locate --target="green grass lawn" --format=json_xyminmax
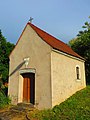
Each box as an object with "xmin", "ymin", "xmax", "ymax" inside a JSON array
[{"xmin": 30, "ymin": 85, "xmax": 90, "ymax": 120}]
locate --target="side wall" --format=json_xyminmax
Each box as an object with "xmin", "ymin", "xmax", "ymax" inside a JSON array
[
  {"xmin": 51, "ymin": 50, "xmax": 86, "ymax": 107},
  {"xmin": 8, "ymin": 25, "xmax": 52, "ymax": 109}
]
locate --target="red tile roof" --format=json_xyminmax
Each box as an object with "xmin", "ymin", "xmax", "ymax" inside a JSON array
[{"xmin": 28, "ymin": 22, "xmax": 84, "ymax": 60}]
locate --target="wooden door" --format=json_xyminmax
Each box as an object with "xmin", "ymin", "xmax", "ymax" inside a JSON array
[
  {"xmin": 23, "ymin": 77, "xmax": 30, "ymax": 102},
  {"xmin": 22, "ymin": 73, "xmax": 35, "ymax": 104}
]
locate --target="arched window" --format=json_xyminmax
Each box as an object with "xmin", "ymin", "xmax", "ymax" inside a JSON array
[{"xmin": 76, "ymin": 66, "xmax": 80, "ymax": 79}]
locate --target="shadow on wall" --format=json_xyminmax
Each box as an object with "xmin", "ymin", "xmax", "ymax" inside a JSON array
[{"xmin": 9, "ymin": 61, "xmax": 25, "ymax": 77}]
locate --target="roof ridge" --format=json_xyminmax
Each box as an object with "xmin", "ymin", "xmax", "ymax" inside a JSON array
[
  {"xmin": 28, "ymin": 22, "xmax": 64, "ymax": 42},
  {"xmin": 28, "ymin": 22, "xmax": 84, "ymax": 60},
  {"xmin": 28, "ymin": 22, "xmax": 66, "ymax": 45}
]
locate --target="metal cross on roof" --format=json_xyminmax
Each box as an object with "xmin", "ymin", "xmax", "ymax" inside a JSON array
[{"xmin": 29, "ymin": 17, "xmax": 33, "ymax": 23}]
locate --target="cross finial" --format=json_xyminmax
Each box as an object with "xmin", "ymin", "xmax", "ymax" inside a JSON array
[{"xmin": 29, "ymin": 17, "xmax": 33, "ymax": 23}]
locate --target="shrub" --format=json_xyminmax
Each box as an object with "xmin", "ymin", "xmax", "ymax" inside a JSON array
[{"xmin": 0, "ymin": 90, "xmax": 11, "ymax": 108}]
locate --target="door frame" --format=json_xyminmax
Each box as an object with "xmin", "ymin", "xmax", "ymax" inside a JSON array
[{"xmin": 18, "ymin": 68, "xmax": 36, "ymax": 104}]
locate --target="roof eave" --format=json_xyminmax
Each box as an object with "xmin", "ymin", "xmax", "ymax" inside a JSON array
[{"xmin": 52, "ymin": 48, "xmax": 85, "ymax": 62}]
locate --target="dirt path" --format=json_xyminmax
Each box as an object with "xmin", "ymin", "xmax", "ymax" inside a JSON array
[
  {"xmin": 0, "ymin": 104, "xmax": 38, "ymax": 120},
  {"xmin": 0, "ymin": 109, "xmax": 26, "ymax": 120}
]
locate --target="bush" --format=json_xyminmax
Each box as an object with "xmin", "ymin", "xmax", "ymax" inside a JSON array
[
  {"xmin": 2, "ymin": 86, "xmax": 8, "ymax": 96},
  {"xmin": 0, "ymin": 90, "xmax": 11, "ymax": 108}
]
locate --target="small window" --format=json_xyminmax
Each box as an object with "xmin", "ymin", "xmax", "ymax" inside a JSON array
[{"xmin": 76, "ymin": 66, "xmax": 80, "ymax": 79}]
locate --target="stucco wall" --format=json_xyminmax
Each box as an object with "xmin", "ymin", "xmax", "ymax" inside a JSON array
[
  {"xmin": 8, "ymin": 24, "xmax": 52, "ymax": 109},
  {"xmin": 51, "ymin": 50, "xmax": 86, "ymax": 107}
]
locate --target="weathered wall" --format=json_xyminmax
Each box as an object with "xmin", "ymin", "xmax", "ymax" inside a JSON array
[
  {"xmin": 8, "ymin": 24, "xmax": 52, "ymax": 109},
  {"xmin": 51, "ymin": 50, "xmax": 86, "ymax": 107}
]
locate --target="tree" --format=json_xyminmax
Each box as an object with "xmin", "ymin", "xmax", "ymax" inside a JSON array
[
  {"xmin": 0, "ymin": 30, "xmax": 14, "ymax": 84},
  {"xmin": 68, "ymin": 18, "xmax": 90, "ymax": 84}
]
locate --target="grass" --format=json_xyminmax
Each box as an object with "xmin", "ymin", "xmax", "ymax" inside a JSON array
[{"xmin": 29, "ymin": 85, "xmax": 90, "ymax": 120}]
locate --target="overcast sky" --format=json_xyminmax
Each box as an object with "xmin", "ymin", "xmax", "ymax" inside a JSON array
[{"xmin": 0, "ymin": 0, "xmax": 90, "ymax": 44}]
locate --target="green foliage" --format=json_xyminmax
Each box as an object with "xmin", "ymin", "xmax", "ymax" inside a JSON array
[
  {"xmin": 68, "ymin": 18, "xmax": 90, "ymax": 84},
  {"xmin": 0, "ymin": 80, "xmax": 3, "ymax": 89},
  {"xmin": 0, "ymin": 30, "xmax": 14, "ymax": 84},
  {"xmin": 30, "ymin": 86, "xmax": 90, "ymax": 120},
  {"xmin": 0, "ymin": 91, "xmax": 11, "ymax": 108}
]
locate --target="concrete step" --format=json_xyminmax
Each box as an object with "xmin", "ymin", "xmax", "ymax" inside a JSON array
[{"xmin": 10, "ymin": 103, "xmax": 34, "ymax": 112}]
